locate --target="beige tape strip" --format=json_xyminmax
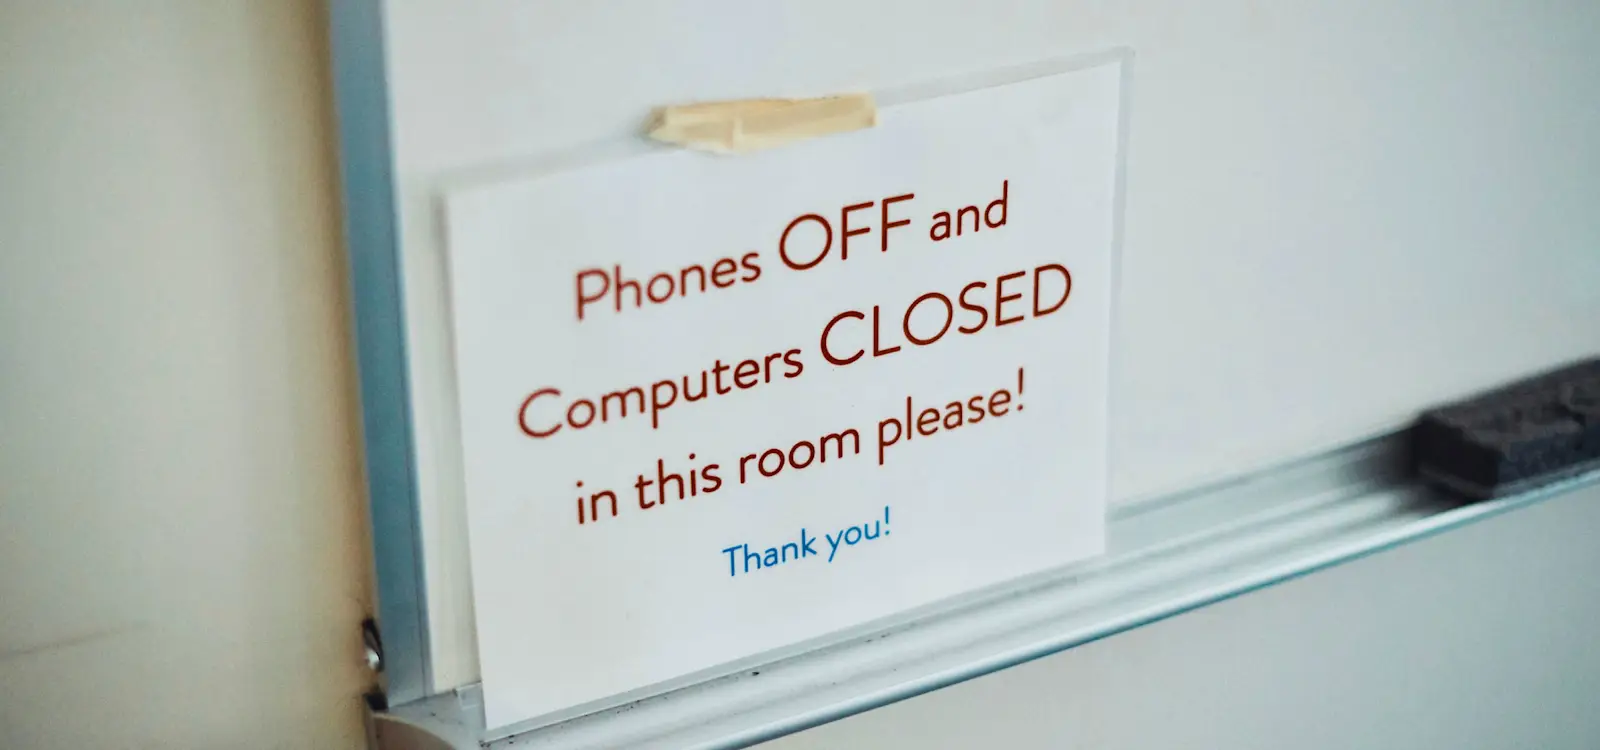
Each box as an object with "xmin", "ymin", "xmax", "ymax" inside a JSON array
[{"xmin": 647, "ymin": 94, "xmax": 878, "ymax": 155}]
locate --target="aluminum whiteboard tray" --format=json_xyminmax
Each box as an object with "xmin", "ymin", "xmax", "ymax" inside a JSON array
[{"xmin": 370, "ymin": 429, "xmax": 1600, "ymax": 749}]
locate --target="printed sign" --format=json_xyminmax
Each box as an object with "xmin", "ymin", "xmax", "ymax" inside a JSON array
[{"xmin": 445, "ymin": 61, "xmax": 1123, "ymax": 727}]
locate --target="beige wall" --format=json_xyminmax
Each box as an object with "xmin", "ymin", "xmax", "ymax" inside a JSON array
[{"xmin": 0, "ymin": 3, "xmax": 371, "ymax": 748}]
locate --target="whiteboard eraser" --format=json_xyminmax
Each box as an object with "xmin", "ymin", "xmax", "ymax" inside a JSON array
[{"xmin": 1415, "ymin": 358, "xmax": 1600, "ymax": 499}]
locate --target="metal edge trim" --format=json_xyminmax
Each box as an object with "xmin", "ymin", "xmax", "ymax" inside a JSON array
[{"xmin": 329, "ymin": 0, "xmax": 433, "ymax": 703}]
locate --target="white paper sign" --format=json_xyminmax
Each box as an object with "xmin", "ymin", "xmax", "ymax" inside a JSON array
[{"xmin": 445, "ymin": 61, "xmax": 1123, "ymax": 728}]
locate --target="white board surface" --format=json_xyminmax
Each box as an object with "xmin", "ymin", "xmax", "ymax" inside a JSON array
[
  {"xmin": 444, "ymin": 64, "xmax": 1121, "ymax": 726},
  {"xmin": 380, "ymin": 0, "xmax": 1600, "ymax": 694}
]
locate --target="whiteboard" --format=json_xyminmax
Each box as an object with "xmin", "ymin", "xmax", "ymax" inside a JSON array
[{"xmin": 354, "ymin": 0, "xmax": 1600, "ymax": 699}]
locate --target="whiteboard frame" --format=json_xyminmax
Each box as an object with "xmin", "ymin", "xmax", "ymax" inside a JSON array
[
  {"xmin": 333, "ymin": 0, "xmax": 1600, "ymax": 712},
  {"xmin": 331, "ymin": 0, "xmax": 432, "ymax": 703},
  {"xmin": 326, "ymin": 2, "xmax": 1600, "ymax": 744}
]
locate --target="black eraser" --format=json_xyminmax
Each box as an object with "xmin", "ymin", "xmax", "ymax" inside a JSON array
[{"xmin": 1415, "ymin": 357, "xmax": 1600, "ymax": 499}]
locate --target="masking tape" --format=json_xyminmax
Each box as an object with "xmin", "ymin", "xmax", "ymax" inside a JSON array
[{"xmin": 647, "ymin": 93, "xmax": 878, "ymax": 155}]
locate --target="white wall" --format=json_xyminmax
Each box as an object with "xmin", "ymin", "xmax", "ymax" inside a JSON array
[
  {"xmin": 0, "ymin": 3, "xmax": 370, "ymax": 748},
  {"xmin": 763, "ymin": 483, "xmax": 1600, "ymax": 750}
]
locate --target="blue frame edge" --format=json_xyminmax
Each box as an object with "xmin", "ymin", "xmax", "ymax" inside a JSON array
[{"xmin": 329, "ymin": 0, "xmax": 432, "ymax": 703}]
